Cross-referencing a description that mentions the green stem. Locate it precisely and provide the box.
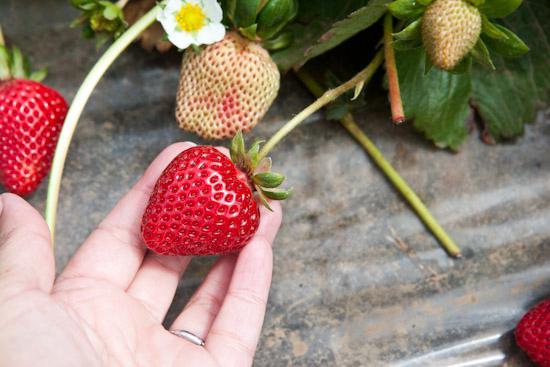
[257,49,384,161]
[296,70,462,258]
[45,5,160,243]
[383,13,405,124]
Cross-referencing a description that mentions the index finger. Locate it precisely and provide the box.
[57,142,195,289]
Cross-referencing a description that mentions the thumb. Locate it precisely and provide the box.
[0,194,55,295]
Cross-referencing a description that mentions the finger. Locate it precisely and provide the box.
[168,254,237,339]
[125,145,230,321]
[170,201,281,341]
[0,194,54,294]
[127,253,191,321]
[58,142,195,289]
[206,202,282,367]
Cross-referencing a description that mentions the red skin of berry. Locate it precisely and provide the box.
[516,298,550,366]
[141,146,260,256]
[0,79,68,196]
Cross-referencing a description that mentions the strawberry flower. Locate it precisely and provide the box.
[157,0,225,50]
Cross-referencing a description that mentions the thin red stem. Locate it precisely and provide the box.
[384,13,405,124]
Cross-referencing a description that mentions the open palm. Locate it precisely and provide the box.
[0,142,282,367]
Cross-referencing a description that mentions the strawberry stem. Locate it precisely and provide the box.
[296,69,462,258]
[258,49,385,161]
[45,5,160,243]
[383,13,405,124]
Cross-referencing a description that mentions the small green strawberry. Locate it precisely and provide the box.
[422,0,481,70]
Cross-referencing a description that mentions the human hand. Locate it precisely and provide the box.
[0,142,282,367]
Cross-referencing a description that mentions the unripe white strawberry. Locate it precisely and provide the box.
[175,32,280,140]
[421,0,482,70]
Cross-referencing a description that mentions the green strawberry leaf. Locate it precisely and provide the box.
[388,0,426,20]
[256,0,299,39]
[262,31,293,50]
[392,38,422,51]
[393,18,421,41]
[271,0,390,70]
[472,0,549,141]
[481,15,510,40]
[471,39,495,70]
[482,24,529,58]
[233,0,265,27]
[222,0,238,22]
[479,0,523,18]
[397,48,471,150]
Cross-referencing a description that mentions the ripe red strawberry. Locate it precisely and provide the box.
[515,298,550,366]
[175,32,280,140]
[0,40,68,196]
[141,133,290,256]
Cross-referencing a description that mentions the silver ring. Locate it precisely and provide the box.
[170,329,205,346]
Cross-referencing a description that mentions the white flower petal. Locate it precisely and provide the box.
[157,8,177,34]
[166,0,184,12]
[158,16,178,36]
[157,0,178,22]
[196,23,225,45]
[168,31,196,50]
[202,0,223,23]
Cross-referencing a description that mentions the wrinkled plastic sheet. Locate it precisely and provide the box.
[2,2,549,366]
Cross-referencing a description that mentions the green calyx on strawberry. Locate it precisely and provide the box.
[230,131,292,210]
[0,28,68,196]
[388,0,529,72]
[0,43,47,83]
[222,0,299,51]
[71,0,127,47]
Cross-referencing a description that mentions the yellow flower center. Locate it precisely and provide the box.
[175,3,206,32]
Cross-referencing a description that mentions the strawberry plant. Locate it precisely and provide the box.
[272,0,546,149]
[34,0,547,259]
